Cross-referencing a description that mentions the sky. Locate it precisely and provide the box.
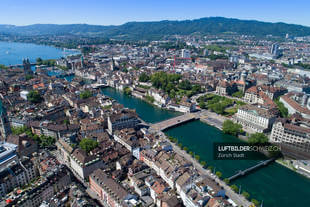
[0,0,309,26]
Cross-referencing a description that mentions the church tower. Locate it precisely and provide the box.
[0,101,11,140]
[23,58,33,76]
[110,57,116,71]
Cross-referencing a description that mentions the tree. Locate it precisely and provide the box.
[199,101,206,109]
[207,166,214,171]
[0,64,8,69]
[222,120,243,136]
[169,89,176,98]
[242,191,250,199]
[200,161,207,167]
[183,146,188,152]
[223,178,230,184]
[36,58,56,66]
[212,103,225,114]
[151,72,181,91]
[80,90,92,99]
[36,57,42,65]
[251,199,260,207]
[139,72,150,82]
[79,138,98,153]
[123,87,132,95]
[230,184,239,193]
[192,84,203,94]
[40,135,55,147]
[195,155,200,161]
[25,74,33,80]
[81,47,96,54]
[178,80,192,90]
[216,171,222,178]
[232,91,243,98]
[27,90,43,103]
[248,133,268,144]
[11,126,30,135]
[208,54,228,60]
[275,99,288,117]
[165,82,175,93]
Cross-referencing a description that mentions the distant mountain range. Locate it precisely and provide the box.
[1,17,310,40]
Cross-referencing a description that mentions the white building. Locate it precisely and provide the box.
[70,148,104,180]
[181,49,191,58]
[147,89,170,107]
[270,119,310,155]
[20,90,29,100]
[234,105,278,133]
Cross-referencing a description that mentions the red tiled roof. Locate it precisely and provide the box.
[282,93,310,115]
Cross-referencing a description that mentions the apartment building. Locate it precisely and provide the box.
[89,169,131,207]
[107,110,140,134]
[270,117,310,155]
[0,158,38,198]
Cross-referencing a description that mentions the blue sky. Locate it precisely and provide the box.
[1,0,309,26]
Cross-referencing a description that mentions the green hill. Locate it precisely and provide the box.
[1,17,310,40]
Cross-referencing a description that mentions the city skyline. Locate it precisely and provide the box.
[1,0,310,27]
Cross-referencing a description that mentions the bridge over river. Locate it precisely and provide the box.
[228,158,276,181]
[149,109,225,131]
[150,112,199,131]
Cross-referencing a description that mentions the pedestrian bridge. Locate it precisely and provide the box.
[150,112,199,131]
[228,158,275,181]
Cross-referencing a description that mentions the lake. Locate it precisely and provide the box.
[0,41,80,65]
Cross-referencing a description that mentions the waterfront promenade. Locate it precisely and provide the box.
[198,109,228,130]
[156,130,253,207]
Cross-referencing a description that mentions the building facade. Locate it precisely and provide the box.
[234,105,278,133]
[270,119,310,155]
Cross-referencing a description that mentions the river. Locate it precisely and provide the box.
[102,87,181,123]
[102,87,310,207]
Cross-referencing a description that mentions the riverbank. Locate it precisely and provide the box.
[165,120,310,207]
[276,159,310,179]
[156,130,253,207]
[102,87,310,207]
[101,87,180,123]
[198,109,227,130]
[118,86,229,127]
[104,87,253,206]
